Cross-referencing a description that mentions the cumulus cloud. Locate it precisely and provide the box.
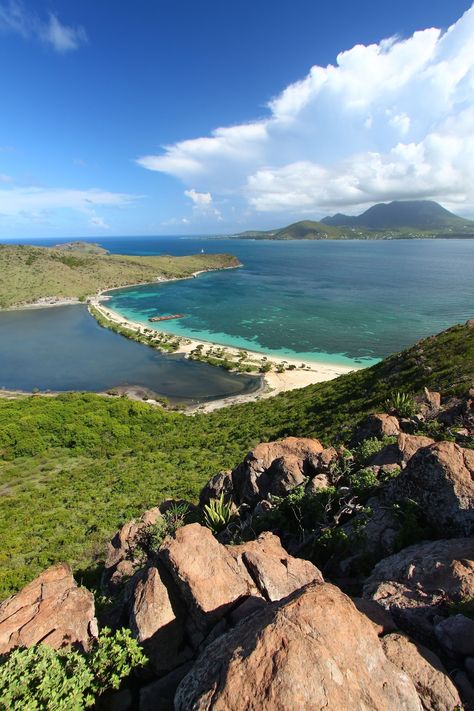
[137,5,474,217]
[184,188,212,206]
[0,1,87,53]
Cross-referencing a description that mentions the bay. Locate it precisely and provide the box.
[0,305,260,402]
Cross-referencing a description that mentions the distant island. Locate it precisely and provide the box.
[234,200,474,240]
[0,243,241,309]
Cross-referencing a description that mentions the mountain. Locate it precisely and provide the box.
[234,200,474,240]
[321,200,474,231]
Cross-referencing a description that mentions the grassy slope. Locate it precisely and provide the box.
[0,244,240,308]
[236,220,474,241]
[0,321,473,597]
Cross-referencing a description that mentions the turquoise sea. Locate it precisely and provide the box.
[2,237,474,398]
[101,237,474,367]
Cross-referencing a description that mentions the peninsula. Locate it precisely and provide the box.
[0,243,241,309]
[234,200,474,241]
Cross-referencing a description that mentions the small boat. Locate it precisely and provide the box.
[148,313,186,323]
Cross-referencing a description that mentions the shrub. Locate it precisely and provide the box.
[353,436,396,467]
[203,493,235,534]
[254,486,338,539]
[0,628,146,710]
[386,391,417,418]
[148,502,190,551]
[348,467,379,496]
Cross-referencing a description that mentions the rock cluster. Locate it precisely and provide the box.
[2,385,474,709]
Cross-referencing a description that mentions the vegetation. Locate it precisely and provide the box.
[235,201,474,241]
[203,493,236,534]
[0,628,147,710]
[0,321,473,597]
[0,244,241,308]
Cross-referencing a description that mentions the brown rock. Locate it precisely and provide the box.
[353,413,401,444]
[0,563,97,653]
[159,524,255,636]
[397,433,435,466]
[130,564,190,674]
[230,531,323,601]
[232,437,324,505]
[102,506,162,591]
[175,583,422,711]
[199,471,233,507]
[381,633,462,711]
[305,473,331,493]
[435,614,474,657]
[363,538,474,640]
[140,662,193,711]
[385,441,474,535]
[352,598,397,636]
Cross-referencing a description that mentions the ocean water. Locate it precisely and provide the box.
[97,237,474,366]
[8,235,474,368]
[0,305,260,402]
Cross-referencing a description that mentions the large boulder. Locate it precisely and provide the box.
[129,564,191,674]
[102,506,162,592]
[381,633,462,711]
[231,437,324,505]
[352,413,401,444]
[229,531,323,602]
[175,582,422,711]
[159,524,255,639]
[363,539,474,641]
[384,441,474,535]
[199,471,233,507]
[368,434,435,470]
[0,563,97,653]
[435,614,474,657]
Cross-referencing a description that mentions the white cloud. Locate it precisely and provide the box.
[137,5,474,218]
[184,188,212,206]
[0,174,12,183]
[0,1,86,53]
[0,185,139,230]
[89,214,110,230]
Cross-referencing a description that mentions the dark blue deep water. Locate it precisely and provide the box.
[0,305,259,402]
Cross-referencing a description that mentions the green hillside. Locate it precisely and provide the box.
[235,200,474,240]
[0,319,473,597]
[0,244,240,308]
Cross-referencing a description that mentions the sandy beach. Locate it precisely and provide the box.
[89,296,361,412]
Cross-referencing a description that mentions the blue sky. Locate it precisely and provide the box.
[0,0,473,238]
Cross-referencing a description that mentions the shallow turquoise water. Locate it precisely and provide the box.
[102,238,474,367]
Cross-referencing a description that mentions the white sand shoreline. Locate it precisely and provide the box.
[89,296,362,413]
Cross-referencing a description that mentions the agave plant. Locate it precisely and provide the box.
[203,493,235,534]
[386,391,417,418]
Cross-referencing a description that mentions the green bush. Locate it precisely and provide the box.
[0,628,146,710]
[255,486,337,539]
[386,391,417,418]
[203,493,235,534]
[148,502,190,551]
[348,467,379,496]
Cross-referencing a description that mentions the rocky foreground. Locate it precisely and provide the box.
[1,386,473,709]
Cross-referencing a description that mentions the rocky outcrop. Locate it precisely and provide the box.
[158,524,256,639]
[199,470,233,507]
[229,531,323,601]
[175,582,422,711]
[363,538,474,640]
[384,441,474,536]
[435,614,474,657]
[102,506,162,592]
[0,563,97,653]
[352,413,401,444]
[130,564,190,674]
[381,633,462,711]
[231,436,324,505]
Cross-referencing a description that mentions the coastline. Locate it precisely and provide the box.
[89,296,361,412]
